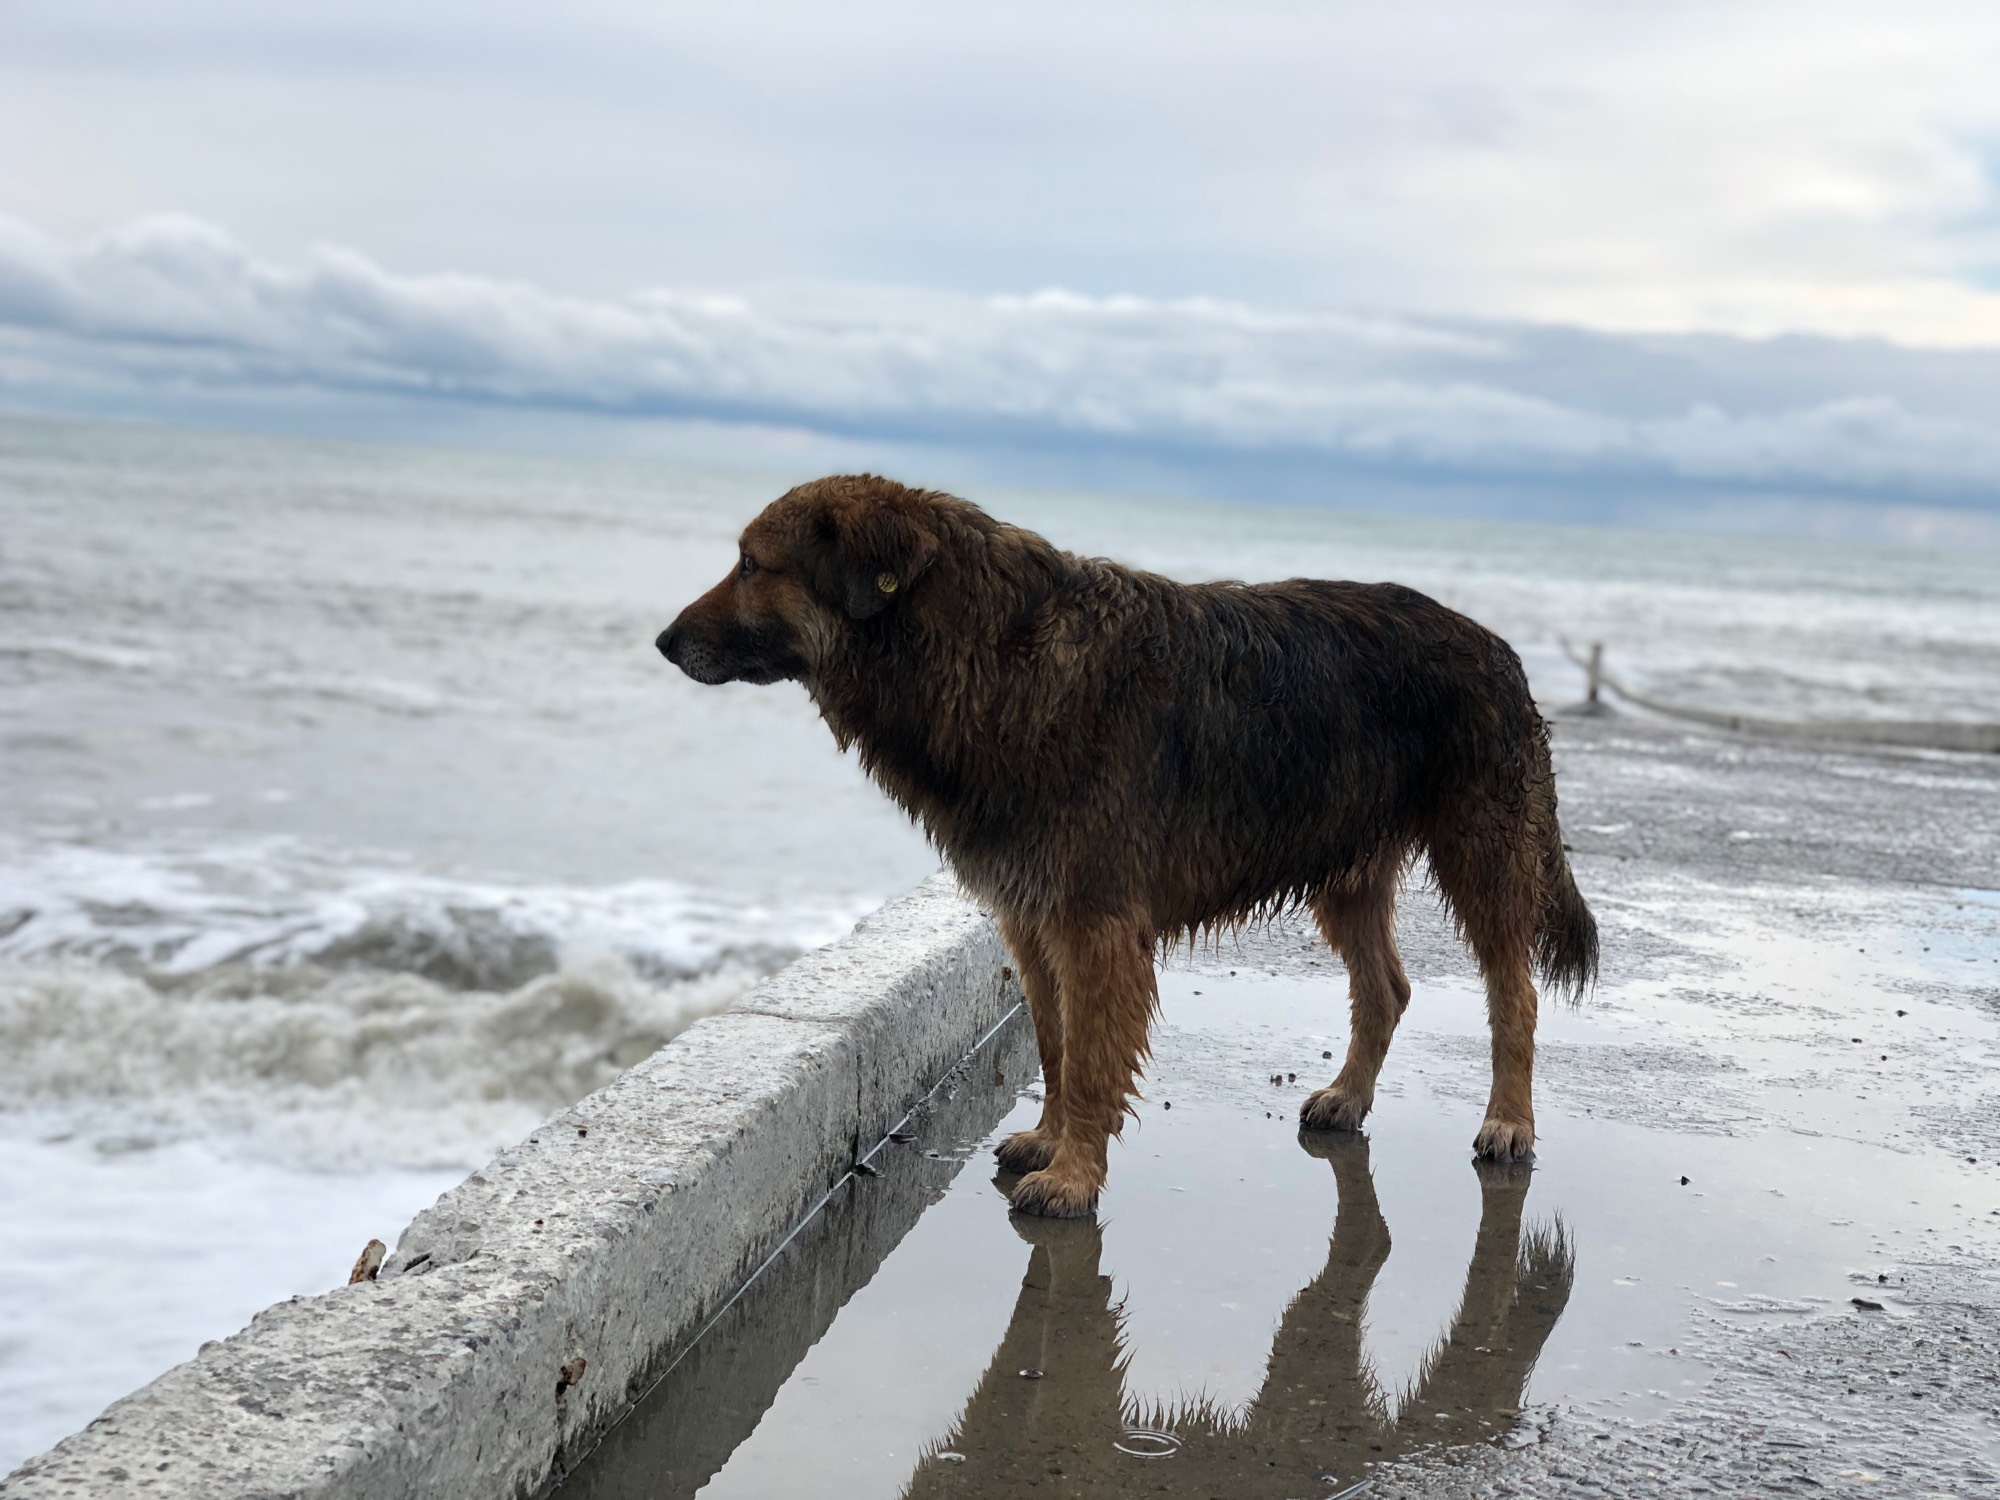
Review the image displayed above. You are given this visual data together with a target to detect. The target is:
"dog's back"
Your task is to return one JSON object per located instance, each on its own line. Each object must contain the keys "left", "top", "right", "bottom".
{"left": 1122, "top": 573, "right": 1538, "bottom": 923}
{"left": 944, "top": 555, "right": 1595, "bottom": 998}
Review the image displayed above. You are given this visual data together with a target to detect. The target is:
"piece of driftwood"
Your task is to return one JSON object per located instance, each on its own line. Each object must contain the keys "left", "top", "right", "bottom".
{"left": 1560, "top": 641, "right": 2000, "bottom": 754}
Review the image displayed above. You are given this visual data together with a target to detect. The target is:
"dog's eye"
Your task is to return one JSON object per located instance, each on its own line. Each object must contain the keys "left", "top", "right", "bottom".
{"left": 739, "top": 553, "right": 758, "bottom": 579}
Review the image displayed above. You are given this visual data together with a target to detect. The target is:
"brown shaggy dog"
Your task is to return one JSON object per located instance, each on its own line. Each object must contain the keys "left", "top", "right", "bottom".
{"left": 660, "top": 475, "right": 1597, "bottom": 1218}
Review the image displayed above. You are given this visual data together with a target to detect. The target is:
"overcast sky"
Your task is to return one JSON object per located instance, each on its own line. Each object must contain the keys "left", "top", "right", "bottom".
{"left": 5, "top": 1, "right": 2000, "bottom": 530}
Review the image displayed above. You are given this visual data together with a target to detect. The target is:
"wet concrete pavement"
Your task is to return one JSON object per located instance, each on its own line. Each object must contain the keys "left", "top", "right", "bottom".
{"left": 562, "top": 717, "right": 2000, "bottom": 1498}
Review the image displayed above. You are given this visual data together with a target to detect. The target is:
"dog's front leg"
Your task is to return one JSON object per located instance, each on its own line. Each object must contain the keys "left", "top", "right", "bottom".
{"left": 1008, "top": 911, "right": 1156, "bottom": 1219}
{"left": 994, "top": 913, "right": 1063, "bottom": 1175}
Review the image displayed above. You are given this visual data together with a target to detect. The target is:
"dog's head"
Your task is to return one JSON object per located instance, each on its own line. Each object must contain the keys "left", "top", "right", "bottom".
{"left": 657, "top": 474, "right": 941, "bottom": 686}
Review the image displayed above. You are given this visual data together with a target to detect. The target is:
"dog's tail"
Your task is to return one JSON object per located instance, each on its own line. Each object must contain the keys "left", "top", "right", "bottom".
{"left": 1534, "top": 788, "right": 1599, "bottom": 999}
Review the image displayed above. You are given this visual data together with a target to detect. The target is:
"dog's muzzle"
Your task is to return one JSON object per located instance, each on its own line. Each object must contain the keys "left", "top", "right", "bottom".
{"left": 655, "top": 624, "right": 710, "bottom": 681}
{"left": 656, "top": 623, "right": 735, "bottom": 685}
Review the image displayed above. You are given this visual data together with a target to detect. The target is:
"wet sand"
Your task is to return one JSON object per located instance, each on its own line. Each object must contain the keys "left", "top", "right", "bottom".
{"left": 561, "top": 716, "right": 2000, "bottom": 1498}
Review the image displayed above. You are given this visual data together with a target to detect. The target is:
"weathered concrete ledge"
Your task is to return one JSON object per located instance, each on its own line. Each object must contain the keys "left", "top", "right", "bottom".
{"left": 2, "top": 874, "right": 1019, "bottom": 1499}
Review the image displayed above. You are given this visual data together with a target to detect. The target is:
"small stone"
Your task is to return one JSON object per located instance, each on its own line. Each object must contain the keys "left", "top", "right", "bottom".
{"left": 1851, "top": 1297, "right": 1885, "bottom": 1311}
{"left": 888, "top": 1131, "right": 917, "bottom": 1144}
{"left": 1323, "top": 1050, "right": 1333, "bottom": 1059}
{"left": 1161, "top": 1100, "right": 1171, "bottom": 1110}
{"left": 347, "top": 1240, "right": 386, "bottom": 1285}
{"left": 1019, "top": 1368, "right": 1044, "bottom": 1380}
{"left": 556, "top": 1356, "right": 587, "bottom": 1396}
{"left": 1679, "top": 1176, "right": 1690, "bottom": 1186}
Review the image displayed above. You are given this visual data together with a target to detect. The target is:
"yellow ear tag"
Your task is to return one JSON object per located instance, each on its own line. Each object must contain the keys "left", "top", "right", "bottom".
{"left": 876, "top": 572, "right": 899, "bottom": 594}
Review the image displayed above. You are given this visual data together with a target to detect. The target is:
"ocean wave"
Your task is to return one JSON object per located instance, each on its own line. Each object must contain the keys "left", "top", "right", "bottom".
{"left": 0, "top": 836, "right": 876, "bottom": 1167}
{"left": 0, "top": 836, "right": 867, "bottom": 986}
{"left": 0, "top": 635, "right": 172, "bottom": 672}
{"left": 0, "top": 952, "right": 754, "bottom": 1169}
{"left": 0, "top": 633, "right": 480, "bottom": 718}
{"left": 230, "top": 668, "right": 459, "bottom": 716}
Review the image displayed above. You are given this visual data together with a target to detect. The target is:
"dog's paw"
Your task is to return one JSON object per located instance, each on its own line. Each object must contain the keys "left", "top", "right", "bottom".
{"left": 1299, "top": 1085, "right": 1370, "bottom": 1132}
{"left": 993, "top": 1128, "right": 1057, "bottom": 1175}
{"left": 1008, "top": 1168, "right": 1099, "bottom": 1219}
{"left": 1472, "top": 1116, "right": 1536, "bottom": 1161}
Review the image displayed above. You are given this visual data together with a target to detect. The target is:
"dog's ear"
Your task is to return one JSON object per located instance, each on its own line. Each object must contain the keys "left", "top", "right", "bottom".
{"left": 828, "top": 506, "right": 938, "bottom": 620}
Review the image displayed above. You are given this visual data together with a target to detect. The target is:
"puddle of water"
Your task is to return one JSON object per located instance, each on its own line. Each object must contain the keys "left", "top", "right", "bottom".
{"left": 563, "top": 947, "right": 2000, "bottom": 1500}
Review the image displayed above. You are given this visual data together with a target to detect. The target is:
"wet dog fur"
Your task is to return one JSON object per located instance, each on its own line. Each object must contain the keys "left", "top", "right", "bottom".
{"left": 660, "top": 475, "right": 1598, "bottom": 1218}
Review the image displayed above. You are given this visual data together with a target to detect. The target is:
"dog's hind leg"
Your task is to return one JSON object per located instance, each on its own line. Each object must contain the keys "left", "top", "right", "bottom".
{"left": 1427, "top": 821, "right": 1540, "bottom": 1160}
{"left": 1008, "top": 910, "right": 1157, "bottom": 1219}
{"left": 1300, "top": 863, "right": 1411, "bottom": 1134}
{"left": 995, "top": 913, "right": 1063, "bottom": 1175}
{"left": 1467, "top": 954, "right": 1537, "bottom": 1160}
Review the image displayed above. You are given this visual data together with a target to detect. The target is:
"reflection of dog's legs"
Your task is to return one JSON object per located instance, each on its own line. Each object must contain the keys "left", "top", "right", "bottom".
{"left": 1301, "top": 864, "right": 1411, "bottom": 1132}
{"left": 995, "top": 913, "right": 1063, "bottom": 1175}
{"left": 1399, "top": 1159, "right": 1574, "bottom": 1440}
{"left": 903, "top": 1217, "right": 1125, "bottom": 1497}
{"left": 1009, "top": 911, "right": 1156, "bottom": 1219}
{"left": 1246, "top": 1131, "right": 1396, "bottom": 1458}
{"left": 1449, "top": 1158, "right": 1532, "bottom": 1345}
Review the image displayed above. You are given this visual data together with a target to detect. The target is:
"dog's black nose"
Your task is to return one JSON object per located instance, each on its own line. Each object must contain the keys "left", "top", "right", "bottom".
{"left": 656, "top": 626, "right": 682, "bottom": 664}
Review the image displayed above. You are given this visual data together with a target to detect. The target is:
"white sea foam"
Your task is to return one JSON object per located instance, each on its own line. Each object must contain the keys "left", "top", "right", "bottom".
{"left": 230, "top": 668, "right": 459, "bottom": 716}
{"left": 0, "top": 837, "right": 872, "bottom": 1169}
{"left": 0, "top": 836, "right": 864, "bottom": 985}
{"left": 0, "top": 636, "right": 172, "bottom": 672}
{"left": 0, "top": 954, "right": 757, "bottom": 1170}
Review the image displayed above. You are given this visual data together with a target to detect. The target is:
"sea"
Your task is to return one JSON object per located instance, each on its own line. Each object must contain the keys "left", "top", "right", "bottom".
{"left": 2, "top": 412, "right": 1996, "bottom": 1468}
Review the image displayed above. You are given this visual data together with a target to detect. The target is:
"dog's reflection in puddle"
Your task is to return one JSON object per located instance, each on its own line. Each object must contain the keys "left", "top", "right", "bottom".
{"left": 905, "top": 1136, "right": 1573, "bottom": 1497}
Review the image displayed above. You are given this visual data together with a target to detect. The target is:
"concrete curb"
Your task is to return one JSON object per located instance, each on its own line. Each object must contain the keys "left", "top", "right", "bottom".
{"left": 2, "top": 875, "right": 1019, "bottom": 1499}
{"left": 564, "top": 1007, "right": 1042, "bottom": 1497}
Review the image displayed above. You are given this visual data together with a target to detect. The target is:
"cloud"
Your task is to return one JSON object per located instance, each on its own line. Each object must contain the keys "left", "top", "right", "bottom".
{"left": 9, "top": 2, "right": 2000, "bottom": 349}
{"left": 5, "top": 212, "right": 2000, "bottom": 507}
